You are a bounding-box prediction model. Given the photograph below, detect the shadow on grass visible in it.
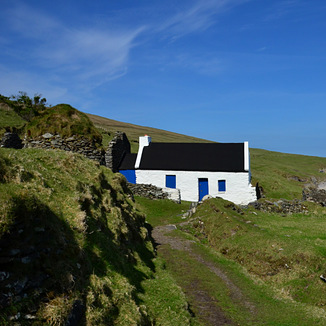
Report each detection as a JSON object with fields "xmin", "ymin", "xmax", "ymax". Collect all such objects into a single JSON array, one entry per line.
[{"xmin": 0, "ymin": 174, "xmax": 156, "ymax": 325}]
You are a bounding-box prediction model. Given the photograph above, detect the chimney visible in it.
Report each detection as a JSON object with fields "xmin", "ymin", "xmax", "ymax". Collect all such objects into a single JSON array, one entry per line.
[
  {"xmin": 244, "ymin": 141, "xmax": 249, "ymax": 171},
  {"xmin": 135, "ymin": 135, "xmax": 151, "ymax": 168}
]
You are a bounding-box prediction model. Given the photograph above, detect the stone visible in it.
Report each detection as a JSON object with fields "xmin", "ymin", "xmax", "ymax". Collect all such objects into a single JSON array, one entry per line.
[
  {"xmin": 24, "ymin": 314, "xmax": 36, "ymax": 320},
  {"xmin": 42, "ymin": 133, "xmax": 53, "ymax": 139},
  {"xmin": 202, "ymin": 194, "xmax": 213, "ymax": 201},
  {"xmin": 302, "ymin": 187, "xmax": 326, "ymax": 206}
]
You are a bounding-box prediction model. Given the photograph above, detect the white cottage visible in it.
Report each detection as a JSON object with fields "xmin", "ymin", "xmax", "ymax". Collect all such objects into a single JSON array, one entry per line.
[{"xmin": 118, "ymin": 135, "xmax": 257, "ymax": 205}]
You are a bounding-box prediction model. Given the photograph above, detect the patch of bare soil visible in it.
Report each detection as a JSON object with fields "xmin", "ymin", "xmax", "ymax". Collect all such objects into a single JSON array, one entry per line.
[{"xmin": 152, "ymin": 225, "xmax": 256, "ymax": 326}]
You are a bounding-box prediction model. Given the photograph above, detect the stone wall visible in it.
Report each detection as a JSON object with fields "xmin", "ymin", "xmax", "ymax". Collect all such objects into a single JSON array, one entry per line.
[
  {"xmin": 105, "ymin": 131, "xmax": 131, "ymax": 172},
  {"xmin": 0, "ymin": 131, "xmax": 135, "ymax": 171},
  {"xmin": 127, "ymin": 183, "xmax": 181, "ymax": 203},
  {"xmin": 23, "ymin": 133, "xmax": 105, "ymax": 165},
  {"xmin": 302, "ymin": 187, "xmax": 326, "ymax": 206}
]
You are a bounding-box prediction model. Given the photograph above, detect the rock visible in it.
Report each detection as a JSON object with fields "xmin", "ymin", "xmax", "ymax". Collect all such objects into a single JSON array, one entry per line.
[
  {"xmin": 302, "ymin": 187, "xmax": 326, "ymax": 206},
  {"xmin": 249, "ymin": 198, "xmax": 306, "ymax": 214},
  {"xmin": 42, "ymin": 133, "xmax": 53, "ymax": 139},
  {"xmin": 166, "ymin": 225, "xmax": 177, "ymax": 231},
  {"xmin": 202, "ymin": 194, "xmax": 213, "ymax": 201},
  {"xmin": 24, "ymin": 314, "xmax": 36, "ymax": 320}
]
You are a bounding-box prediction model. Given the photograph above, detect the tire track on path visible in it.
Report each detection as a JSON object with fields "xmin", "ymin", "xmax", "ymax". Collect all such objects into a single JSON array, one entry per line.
[{"xmin": 152, "ymin": 225, "xmax": 257, "ymax": 326}]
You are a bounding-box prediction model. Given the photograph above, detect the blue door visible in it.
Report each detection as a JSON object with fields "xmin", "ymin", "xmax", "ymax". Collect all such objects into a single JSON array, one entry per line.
[
  {"xmin": 198, "ymin": 178, "xmax": 209, "ymax": 201},
  {"xmin": 166, "ymin": 175, "xmax": 176, "ymax": 188}
]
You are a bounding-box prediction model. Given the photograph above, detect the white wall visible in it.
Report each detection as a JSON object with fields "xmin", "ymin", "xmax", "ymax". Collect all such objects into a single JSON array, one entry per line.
[{"xmin": 135, "ymin": 170, "xmax": 257, "ymax": 205}]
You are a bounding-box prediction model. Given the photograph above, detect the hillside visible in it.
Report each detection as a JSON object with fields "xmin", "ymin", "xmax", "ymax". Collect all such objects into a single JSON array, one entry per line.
[
  {"xmin": 86, "ymin": 113, "xmax": 213, "ymax": 152},
  {"xmin": 0, "ymin": 148, "xmax": 193, "ymax": 325}
]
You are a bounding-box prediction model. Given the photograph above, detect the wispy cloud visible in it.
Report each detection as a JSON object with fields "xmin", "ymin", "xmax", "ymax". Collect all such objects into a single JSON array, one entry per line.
[
  {"xmin": 3, "ymin": 2, "xmax": 145, "ymax": 89},
  {"xmin": 156, "ymin": 0, "xmax": 249, "ymax": 40}
]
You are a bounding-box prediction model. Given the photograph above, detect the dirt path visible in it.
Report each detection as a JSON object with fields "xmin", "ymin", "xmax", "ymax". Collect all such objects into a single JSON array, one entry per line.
[{"xmin": 152, "ymin": 225, "xmax": 256, "ymax": 326}]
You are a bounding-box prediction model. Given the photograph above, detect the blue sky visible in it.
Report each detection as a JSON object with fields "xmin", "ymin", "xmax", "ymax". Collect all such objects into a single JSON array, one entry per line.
[{"xmin": 1, "ymin": 0, "xmax": 326, "ymax": 157}]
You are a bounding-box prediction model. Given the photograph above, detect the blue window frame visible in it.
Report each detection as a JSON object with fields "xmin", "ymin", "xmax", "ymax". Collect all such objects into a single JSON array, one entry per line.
[
  {"xmin": 166, "ymin": 175, "xmax": 176, "ymax": 188},
  {"xmin": 218, "ymin": 180, "xmax": 226, "ymax": 192}
]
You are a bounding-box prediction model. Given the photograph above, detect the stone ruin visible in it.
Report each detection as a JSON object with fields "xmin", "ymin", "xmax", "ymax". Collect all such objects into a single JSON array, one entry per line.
[
  {"xmin": 0, "ymin": 131, "xmax": 181, "ymax": 202},
  {"xmin": 105, "ymin": 131, "xmax": 130, "ymax": 172}
]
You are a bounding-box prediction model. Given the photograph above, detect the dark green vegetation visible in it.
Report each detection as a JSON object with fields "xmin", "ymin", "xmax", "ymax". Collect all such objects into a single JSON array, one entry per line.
[
  {"xmin": 26, "ymin": 104, "xmax": 102, "ymax": 143},
  {"xmin": 0, "ymin": 149, "xmax": 193, "ymax": 325},
  {"xmin": 0, "ymin": 94, "xmax": 102, "ymax": 144},
  {"xmin": 1, "ymin": 92, "xmax": 47, "ymax": 122}
]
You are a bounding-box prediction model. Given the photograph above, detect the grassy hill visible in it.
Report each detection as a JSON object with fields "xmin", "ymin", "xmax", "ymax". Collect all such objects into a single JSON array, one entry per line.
[
  {"xmin": 26, "ymin": 104, "xmax": 102, "ymax": 143},
  {"xmin": 0, "ymin": 148, "xmax": 193, "ymax": 325},
  {"xmin": 87, "ymin": 113, "xmax": 214, "ymax": 152}
]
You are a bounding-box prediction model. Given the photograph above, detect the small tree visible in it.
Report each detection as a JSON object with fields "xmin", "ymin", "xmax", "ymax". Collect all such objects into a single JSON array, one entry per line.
[{"xmin": 10, "ymin": 91, "xmax": 48, "ymax": 121}]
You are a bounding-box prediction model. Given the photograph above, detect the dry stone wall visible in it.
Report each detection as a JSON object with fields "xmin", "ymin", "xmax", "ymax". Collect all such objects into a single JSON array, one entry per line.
[
  {"xmin": 23, "ymin": 133, "xmax": 105, "ymax": 165},
  {"xmin": 105, "ymin": 131, "xmax": 131, "ymax": 172},
  {"xmin": 127, "ymin": 183, "xmax": 181, "ymax": 203}
]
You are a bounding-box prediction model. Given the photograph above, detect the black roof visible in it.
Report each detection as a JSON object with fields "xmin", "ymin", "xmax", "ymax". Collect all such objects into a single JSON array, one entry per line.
[
  {"xmin": 119, "ymin": 153, "xmax": 137, "ymax": 170},
  {"xmin": 137, "ymin": 142, "xmax": 245, "ymax": 172}
]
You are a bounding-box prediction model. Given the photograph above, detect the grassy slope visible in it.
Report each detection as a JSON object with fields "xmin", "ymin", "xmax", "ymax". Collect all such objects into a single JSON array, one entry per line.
[
  {"xmin": 0, "ymin": 148, "xmax": 193, "ymax": 325},
  {"xmin": 250, "ymin": 148, "xmax": 326, "ymax": 200},
  {"xmin": 26, "ymin": 104, "xmax": 102, "ymax": 143},
  {"xmin": 136, "ymin": 197, "xmax": 326, "ymax": 325},
  {"xmin": 181, "ymin": 198, "xmax": 326, "ymax": 323},
  {"xmin": 87, "ymin": 113, "xmax": 213, "ymax": 152},
  {"xmin": 0, "ymin": 103, "xmax": 26, "ymax": 132}
]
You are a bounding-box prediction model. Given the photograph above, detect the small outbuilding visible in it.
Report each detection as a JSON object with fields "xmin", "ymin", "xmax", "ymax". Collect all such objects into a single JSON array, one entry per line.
[{"xmin": 118, "ymin": 135, "xmax": 257, "ymax": 205}]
